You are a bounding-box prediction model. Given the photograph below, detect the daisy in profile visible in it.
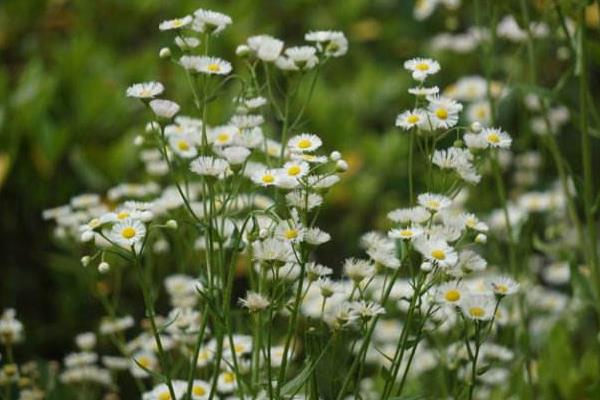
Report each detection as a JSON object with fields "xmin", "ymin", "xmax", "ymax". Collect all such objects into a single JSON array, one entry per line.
[
  {"xmin": 169, "ymin": 134, "xmax": 198, "ymax": 158},
  {"xmin": 159, "ymin": 15, "xmax": 192, "ymax": 31},
  {"xmin": 388, "ymin": 225, "xmax": 424, "ymax": 240},
  {"xmin": 305, "ymin": 30, "xmax": 348, "ymax": 57},
  {"xmin": 149, "ymin": 99, "xmax": 180, "ymax": 119},
  {"xmin": 143, "ymin": 380, "xmax": 187, "ymax": 400},
  {"xmin": 251, "ymin": 169, "xmax": 280, "ymax": 187},
  {"xmin": 427, "ymin": 95, "xmax": 463, "ymax": 129},
  {"xmin": 111, "ymin": 218, "xmax": 146, "ymax": 247},
  {"xmin": 460, "ymin": 294, "xmax": 496, "ymax": 321},
  {"xmin": 408, "ymin": 86, "xmax": 439, "ymax": 96},
  {"xmin": 284, "ymin": 46, "xmax": 319, "ymax": 70},
  {"xmin": 436, "ymin": 282, "xmax": 466, "ymax": 306},
  {"xmin": 189, "ymin": 156, "xmax": 230, "ymax": 177},
  {"xmin": 417, "ymin": 192, "xmax": 452, "ymax": 212},
  {"xmin": 487, "ymin": 276, "xmax": 519, "ymax": 296},
  {"xmin": 287, "ymin": 133, "xmax": 322, "ymax": 153},
  {"xmin": 414, "ymin": 237, "xmax": 458, "ymax": 268},
  {"xmin": 192, "ymin": 9, "xmax": 232, "ymax": 34},
  {"xmin": 404, "ymin": 58, "xmax": 440, "ymax": 81},
  {"xmin": 396, "ymin": 109, "xmax": 427, "ymax": 130},
  {"xmin": 126, "ymin": 81, "xmax": 164, "ymax": 99},
  {"xmin": 246, "ymin": 35, "xmax": 285, "ymax": 62},
  {"xmin": 239, "ymin": 291, "xmax": 270, "ymax": 312},
  {"xmin": 480, "ymin": 127, "xmax": 512, "ymax": 149}
]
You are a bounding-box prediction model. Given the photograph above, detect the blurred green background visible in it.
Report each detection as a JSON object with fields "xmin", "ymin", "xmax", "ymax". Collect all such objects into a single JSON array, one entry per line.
[{"xmin": 1, "ymin": 0, "xmax": 600, "ymax": 384}]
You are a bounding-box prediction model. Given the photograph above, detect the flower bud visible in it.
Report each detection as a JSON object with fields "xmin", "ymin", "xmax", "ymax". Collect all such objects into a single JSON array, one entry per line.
[
  {"xmin": 336, "ymin": 160, "xmax": 348, "ymax": 172},
  {"xmin": 166, "ymin": 219, "xmax": 178, "ymax": 229},
  {"xmin": 159, "ymin": 47, "xmax": 172, "ymax": 59},
  {"xmin": 470, "ymin": 121, "xmax": 482, "ymax": 133},
  {"xmin": 420, "ymin": 261, "xmax": 433, "ymax": 272},
  {"xmin": 330, "ymin": 151, "xmax": 342, "ymax": 161},
  {"xmin": 134, "ymin": 135, "xmax": 144, "ymax": 146},
  {"xmin": 475, "ymin": 233, "xmax": 487, "ymax": 244},
  {"xmin": 81, "ymin": 256, "xmax": 91, "ymax": 267},
  {"xmin": 81, "ymin": 231, "xmax": 94, "ymax": 242},
  {"xmin": 98, "ymin": 262, "xmax": 110, "ymax": 273},
  {"xmin": 145, "ymin": 121, "xmax": 161, "ymax": 134}
]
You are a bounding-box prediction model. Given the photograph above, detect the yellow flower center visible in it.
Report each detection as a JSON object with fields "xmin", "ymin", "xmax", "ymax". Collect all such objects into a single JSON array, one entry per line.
[
  {"xmin": 137, "ymin": 356, "xmax": 151, "ymax": 369},
  {"xmin": 140, "ymin": 89, "xmax": 151, "ymax": 97},
  {"xmin": 297, "ymin": 139, "xmax": 312, "ymax": 149},
  {"xmin": 399, "ymin": 229, "xmax": 413, "ymax": 237},
  {"xmin": 287, "ymin": 165, "xmax": 302, "ymax": 176},
  {"xmin": 261, "ymin": 174, "xmax": 275, "ymax": 184},
  {"xmin": 158, "ymin": 392, "xmax": 172, "ymax": 400},
  {"xmin": 177, "ymin": 140, "xmax": 190, "ymax": 151},
  {"xmin": 444, "ymin": 289, "xmax": 461, "ymax": 302},
  {"xmin": 117, "ymin": 211, "xmax": 129, "ymax": 220},
  {"xmin": 207, "ymin": 63, "xmax": 221, "ymax": 72},
  {"xmin": 234, "ymin": 344, "xmax": 245, "ymax": 353},
  {"xmin": 426, "ymin": 200, "xmax": 440, "ymax": 209},
  {"xmin": 431, "ymin": 249, "xmax": 446, "ymax": 260},
  {"xmin": 487, "ymin": 133, "xmax": 500, "ymax": 144},
  {"xmin": 284, "ymin": 229, "xmax": 298, "ymax": 240},
  {"xmin": 88, "ymin": 218, "xmax": 101, "ymax": 228},
  {"xmin": 121, "ymin": 227, "xmax": 136, "ymax": 239},
  {"xmin": 173, "ymin": 19, "xmax": 184, "ymax": 27},
  {"xmin": 193, "ymin": 386, "xmax": 206, "ymax": 396},
  {"xmin": 217, "ymin": 132, "xmax": 230, "ymax": 143},
  {"xmin": 469, "ymin": 306, "xmax": 485, "ymax": 318},
  {"xmin": 407, "ymin": 115, "xmax": 420, "ymax": 124},
  {"xmin": 223, "ymin": 372, "xmax": 235, "ymax": 383},
  {"xmin": 495, "ymin": 284, "xmax": 508, "ymax": 294},
  {"xmin": 415, "ymin": 62, "xmax": 430, "ymax": 71},
  {"xmin": 435, "ymin": 108, "xmax": 448, "ymax": 120}
]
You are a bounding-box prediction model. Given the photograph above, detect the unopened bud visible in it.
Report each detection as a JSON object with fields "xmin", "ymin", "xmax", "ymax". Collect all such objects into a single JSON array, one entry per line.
[
  {"xmin": 166, "ymin": 219, "xmax": 178, "ymax": 229},
  {"xmin": 470, "ymin": 121, "xmax": 482, "ymax": 133},
  {"xmin": 159, "ymin": 47, "xmax": 171, "ymax": 59},
  {"xmin": 336, "ymin": 160, "xmax": 348, "ymax": 172},
  {"xmin": 98, "ymin": 262, "xmax": 110, "ymax": 274}
]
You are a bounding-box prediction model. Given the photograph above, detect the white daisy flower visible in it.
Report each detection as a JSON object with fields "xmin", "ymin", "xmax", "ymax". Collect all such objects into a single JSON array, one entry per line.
[
  {"xmin": 180, "ymin": 55, "xmax": 232, "ymax": 75},
  {"xmin": 460, "ymin": 294, "xmax": 496, "ymax": 321},
  {"xmin": 247, "ymin": 35, "xmax": 285, "ymax": 62},
  {"xmin": 190, "ymin": 379, "xmax": 210, "ymax": 400},
  {"xmin": 159, "ymin": 15, "xmax": 193, "ymax": 31},
  {"xmin": 414, "ymin": 237, "xmax": 458, "ymax": 268},
  {"xmin": 287, "ymin": 133, "xmax": 322, "ymax": 153},
  {"xmin": 408, "ymin": 86, "xmax": 439, "ymax": 96},
  {"xmin": 404, "ymin": 58, "xmax": 441, "ymax": 81},
  {"xmin": 436, "ymin": 282, "xmax": 466, "ymax": 305},
  {"xmin": 189, "ymin": 156, "xmax": 230, "ymax": 177},
  {"xmin": 149, "ymin": 99, "xmax": 180, "ymax": 119},
  {"xmin": 396, "ymin": 109, "xmax": 427, "ymax": 130},
  {"xmin": 305, "ymin": 30, "xmax": 348, "ymax": 57},
  {"xmin": 251, "ymin": 169, "xmax": 280, "ymax": 187},
  {"xmin": 427, "ymin": 95, "xmax": 463, "ymax": 129},
  {"xmin": 349, "ymin": 301, "xmax": 386, "ymax": 319},
  {"xmin": 488, "ymin": 276, "xmax": 519, "ymax": 296},
  {"xmin": 417, "ymin": 192, "xmax": 452, "ymax": 212},
  {"xmin": 387, "ymin": 206, "xmax": 430, "ymax": 224},
  {"xmin": 253, "ymin": 238, "xmax": 293, "ymax": 263},
  {"xmin": 175, "ymin": 36, "xmax": 201, "ymax": 49},
  {"xmin": 275, "ymin": 220, "xmax": 305, "ymax": 243},
  {"xmin": 126, "ymin": 81, "xmax": 164, "ymax": 99},
  {"xmin": 282, "ymin": 160, "xmax": 310, "ymax": 179},
  {"xmin": 284, "ymin": 46, "xmax": 319, "ymax": 70},
  {"xmin": 388, "ymin": 225, "xmax": 424, "ymax": 240},
  {"xmin": 220, "ymin": 146, "xmax": 251, "ymax": 165},
  {"xmin": 169, "ymin": 134, "xmax": 198, "ymax": 158},
  {"xmin": 480, "ymin": 127, "xmax": 512, "ymax": 148},
  {"xmin": 243, "ymin": 96, "xmax": 267, "ymax": 109},
  {"xmin": 209, "ymin": 125, "xmax": 238, "ymax": 146},
  {"xmin": 143, "ymin": 380, "xmax": 187, "ymax": 400},
  {"xmin": 343, "ymin": 258, "xmax": 376, "ymax": 283},
  {"xmin": 216, "ymin": 370, "xmax": 238, "ymax": 393},
  {"xmin": 111, "ymin": 218, "xmax": 146, "ymax": 246},
  {"xmin": 305, "ymin": 227, "xmax": 331, "ymax": 245},
  {"xmin": 192, "ymin": 9, "xmax": 232, "ymax": 34},
  {"xmin": 239, "ymin": 291, "xmax": 270, "ymax": 312},
  {"xmin": 463, "ymin": 132, "xmax": 488, "ymax": 149}
]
